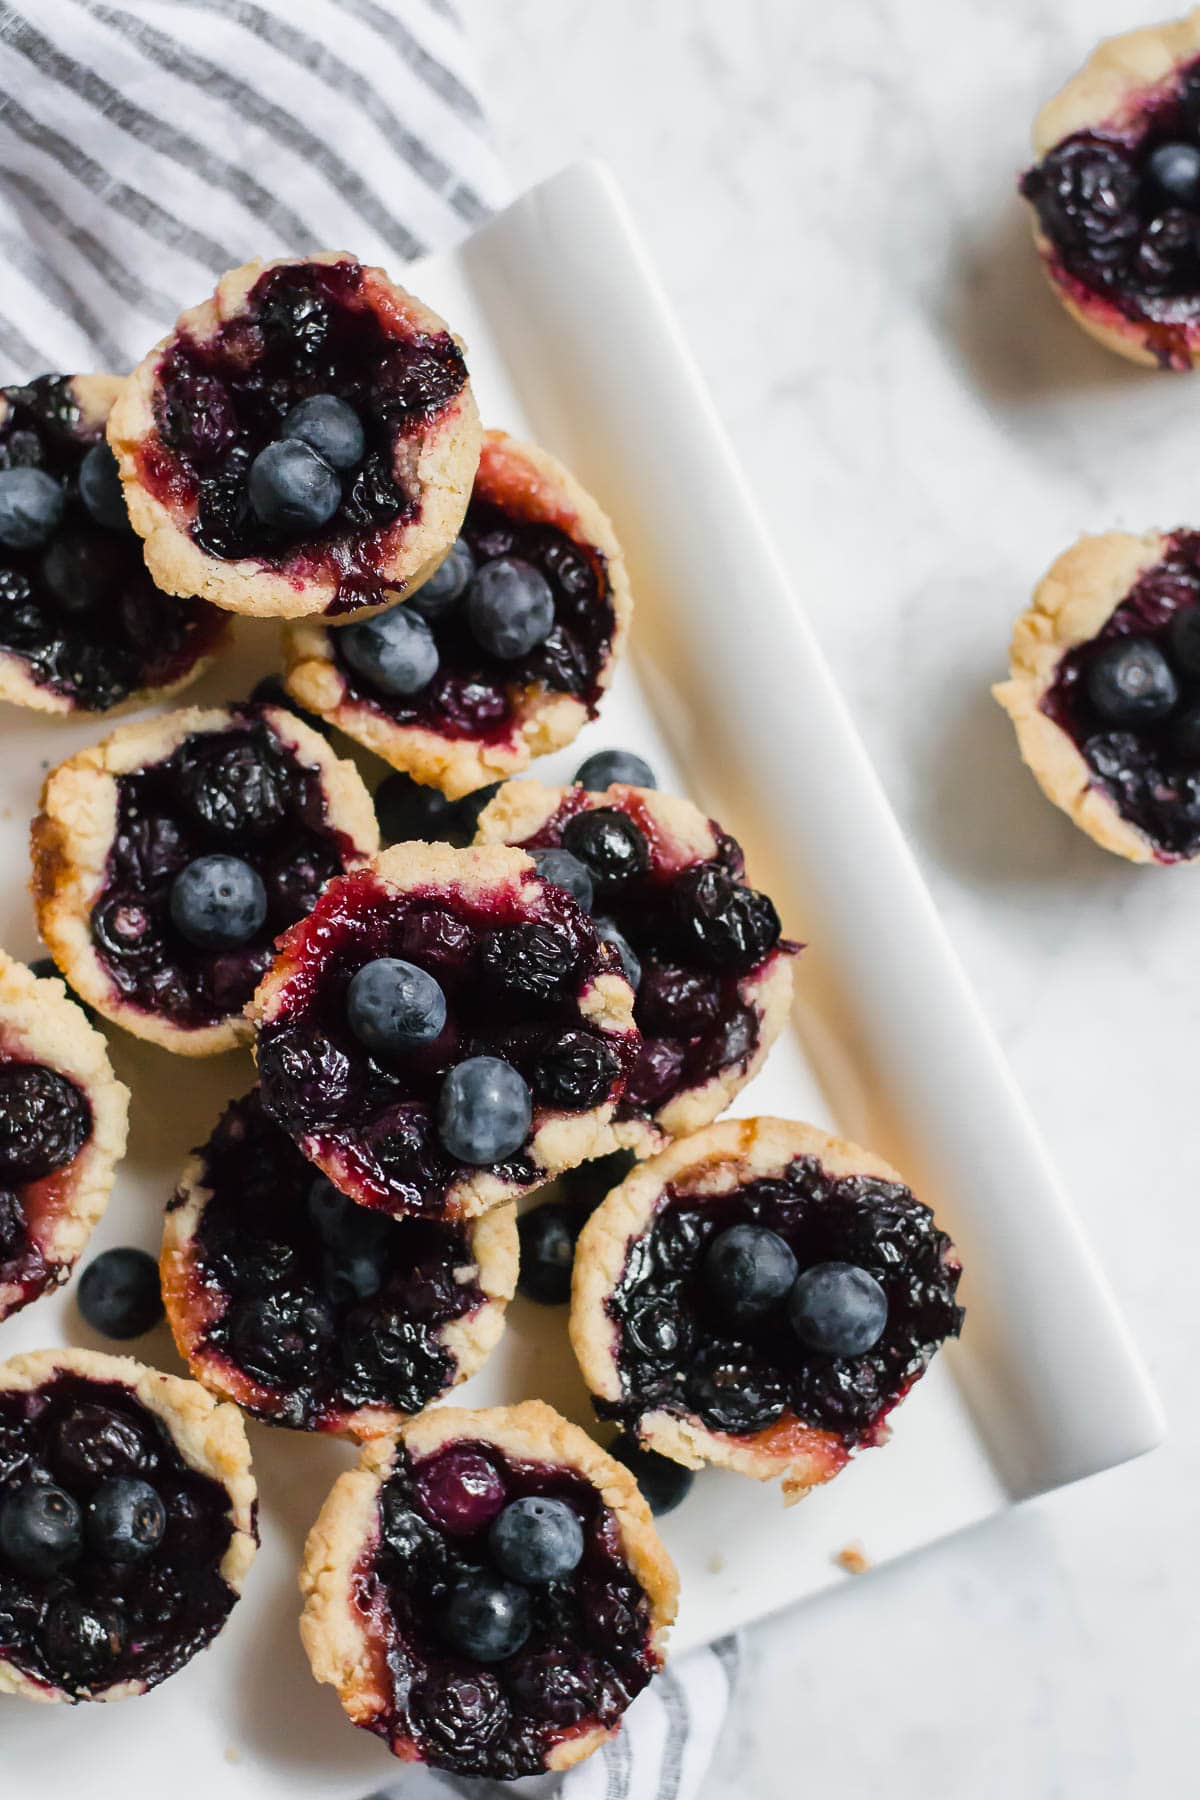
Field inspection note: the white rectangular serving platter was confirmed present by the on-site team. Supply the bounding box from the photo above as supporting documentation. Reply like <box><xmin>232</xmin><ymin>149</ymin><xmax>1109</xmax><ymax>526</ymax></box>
<box><xmin>0</xmin><ymin>163</ymin><xmax>1164</xmax><ymax>1800</ymax></box>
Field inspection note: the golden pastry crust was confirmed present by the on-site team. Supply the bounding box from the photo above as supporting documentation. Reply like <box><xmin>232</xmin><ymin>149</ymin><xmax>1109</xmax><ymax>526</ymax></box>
<box><xmin>476</xmin><ymin>779</ymin><xmax>796</xmax><ymax>1155</ymax></box>
<box><xmin>299</xmin><ymin>1399</ymin><xmax>677</xmax><ymax>1774</ymax></box>
<box><xmin>0</xmin><ymin>1346</ymin><xmax>257</xmax><ymax>1704</ymax></box>
<box><xmin>30</xmin><ymin>703</ymin><xmax>380</xmax><ymax>1055</ymax></box>
<box><xmin>572</xmin><ymin>1117</ymin><xmax>915</xmax><ymax>1504</ymax></box>
<box><xmin>282</xmin><ymin>429</ymin><xmax>633</xmax><ymax>800</ymax></box>
<box><xmin>993</xmin><ymin>530</ymin><xmax>1172</xmax><ymax>862</ymax></box>
<box><xmin>248</xmin><ymin>841</ymin><xmax>639</xmax><ymax>1220</ymax></box>
<box><xmin>109</xmin><ymin>252</ymin><xmax>481</xmax><ymax>621</ymax></box>
<box><xmin>0</xmin><ymin>951</ymin><xmax>129</xmax><ymax>1321</ymax></box>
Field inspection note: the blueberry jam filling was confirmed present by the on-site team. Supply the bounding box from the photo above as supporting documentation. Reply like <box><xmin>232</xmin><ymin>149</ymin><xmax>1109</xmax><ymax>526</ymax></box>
<box><xmin>177</xmin><ymin>1091</ymin><xmax>486</xmax><ymax>1427</ymax></box>
<box><xmin>600</xmin><ymin>1157</ymin><xmax>962</xmax><ymax>1446</ymax></box>
<box><xmin>356</xmin><ymin>1440</ymin><xmax>657</xmax><ymax>1777</ymax></box>
<box><xmin>255</xmin><ymin>868</ymin><xmax>636</xmax><ymax>1217</ymax></box>
<box><xmin>139</xmin><ymin>261</ymin><xmax>467</xmax><ymax>611</ymax></box>
<box><xmin>0</xmin><ymin>1060</ymin><xmax>92</xmax><ymax>1316</ymax></box>
<box><xmin>0</xmin><ymin>376</ymin><xmax>223</xmax><ymax>709</ymax></box>
<box><xmin>1040</xmin><ymin>532</ymin><xmax>1200</xmax><ymax>858</ymax></box>
<box><xmin>0</xmin><ymin>1373</ymin><xmax>240</xmax><ymax>1695</ymax></box>
<box><xmin>88</xmin><ymin>711</ymin><xmax>356</xmax><ymax>1028</ymax></box>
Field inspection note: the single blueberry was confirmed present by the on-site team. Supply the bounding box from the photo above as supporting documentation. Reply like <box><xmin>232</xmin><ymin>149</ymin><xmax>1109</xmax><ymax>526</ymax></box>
<box><xmin>41</xmin><ymin>1595</ymin><xmax>125</xmax><ymax>1683</ymax></box>
<box><xmin>703</xmin><ymin>1223</ymin><xmax>798</xmax><ymax>1322</ymax></box>
<box><xmin>594</xmin><ymin>915</ymin><xmax>641</xmax><ymax>988</ymax></box>
<box><xmin>788</xmin><ymin>1261</ymin><xmax>889</xmax><ymax>1356</ymax></box>
<box><xmin>530</xmin><ymin>846</ymin><xmax>594</xmax><ymax>912</ymax></box>
<box><xmin>339</xmin><ymin>603</ymin><xmax>439</xmax><ymax>696</ymax></box>
<box><xmin>281</xmin><ymin>394</ymin><xmax>365</xmax><ymax>471</ymax></box>
<box><xmin>560</xmin><ymin>808</ymin><xmax>650</xmax><ymax>889</ymax></box>
<box><xmin>169</xmin><ymin>854</ymin><xmax>267</xmax><ymax>950</ymax></box>
<box><xmin>1085</xmin><ymin>638</ymin><xmax>1178</xmax><ymax>725</ymax></box>
<box><xmin>574</xmin><ymin>748</ymin><xmax>657</xmax><ymax>791</ymax></box>
<box><xmin>77</xmin><ymin>1246</ymin><xmax>164</xmax><ymax>1339</ymax></box>
<box><xmin>532</xmin><ymin>1028</ymin><xmax>620</xmax><ymax>1110</ymax></box>
<box><xmin>229</xmin><ymin>1289</ymin><xmax>335</xmax><ymax>1383</ymax></box>
<box><xmin>1147</xmin><ymin>141</ymin><xmax>1200</xmax><ymax>208</ymax></box>
<box><xmin>685</xmin><ymin>1350</ymin><xmax>786</xmax><ymax>1434</ymax></box>
<box><xmin>78</xmin><ymin>441</ymin><xmax>129</xmax><ymax>531</ymax></box>
<box><xmin>608</xmin><ymin>1434</ymin><xmax>694</xmax><ymax>1516</ymax></box>
<box><xmin>410</xmin><ymin>536</ymin><xmax>474</xmax><ymax>620</ymax></box>
<box><xmin>0</xmin><ymin>1483</ymin><xmax>82</xmax><ymax>1576</ymax></box>
<box><xmin>1167</xmin><ymin>602</ymin><xmax>1200</xmax><ymax>679</ymax></box>
<box><xmin>85</xmin><ymin>1477</ymin><xmax>166</xmax><ymax>1562</ymax></box>
<box><xmin>0</xmin><ymin>1064</ymin><xmax>90</xmax><ymax>1183</ymax></box>
<box><xmin>345</xmin><ymin>957</ymin><xmax>447</xmax><ymax>1056</ymax></box>
<box><xmin>248</xmin><ymin>437</ymin><xmax>341</xmax><ymax>533</ymax></box>
<box><xmin>442</xmin><ymin>1571</ymin><xmax>532</xmax><ymax>1662</ymax></box>
<box><xmin>466</xmin><ymin>557</ymin><xmax>554</xmax><ymax>659</ymax></box>
<box><xmin>438</xmin><ymin>1056</ymin><xmax>532</xmax><ymax>1164</ymax></box>
<box><xmin>673</xmin><ymin>864</ymin><xmax>781</xmax><ymax>972</ymax></box>
<box><xmin>516</xmin><ymin>1199</ymin><xmax>580</xmax><ymax>1305</ymax></box>
<box><xmin>489</xmin><ymin>1496</ymin><xmax>585</xmax><ymax>1584</ymax></box>
<box><xmin>0</xmin><ymin>466</ymin><xmax>64</xmax><ymax>549</ymax></box>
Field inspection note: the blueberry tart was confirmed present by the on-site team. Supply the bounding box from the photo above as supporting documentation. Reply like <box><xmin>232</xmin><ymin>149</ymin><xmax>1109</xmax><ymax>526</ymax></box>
<box><xmin>1020</xmin><ymin>13</ymin><xmax>1200</xmax><ymax>368</ymax></box>
<box><xmin>571</xmin><ymin>1118</ymin><xmax>964</xmax><ymax>1503</ymax></box>
<box><xmin>108</xmin><ymin>253</ymin><xmax>481</xmax><ymax>620</ymax></box>
<box><xmin>31</xmin><ymin>703</ymin><xmax>379</xmax><ymax>1054</ymax></box>
<box><xmin>475</xmin><ymin>780</ymin><xmax>799</xmax><ymax>1155</ymax></box>
<box><xmin>282</xmin><ymin>429</ymin><xmax>631</xmax><ymax>799</ymax></box>
<box><xmin>299</xmin><ymin>1399</ymin><xmax>676</xmax><ymax>1777</ymax></box>
<box><xmin>162</xmin><ymin>1088</ymin><xmax>518</xmax><ymax>1437</ymax></box>
<box><xmin>0</xmin><ymin>373</ymin><xmax>227</xmax><ymax>714</ymax></box>
<box><xmin>0</xmin><ymin>1347</ymin><xmax>257</xmax><ymax>1702</ymax></box>
<box><xmin>992</xmin><ymin>528</ymin><xmax>1200</xmax><ymax>862</ymax></box>
<box><xmin>0</xmin><ymin>953</ymin><xmax>128</xmax><ymax>1324</ymax></box>
<box><xmin>249</xmin><ymin>843</ymin><xmax>640</xmax><ymax>1221</ymax></box>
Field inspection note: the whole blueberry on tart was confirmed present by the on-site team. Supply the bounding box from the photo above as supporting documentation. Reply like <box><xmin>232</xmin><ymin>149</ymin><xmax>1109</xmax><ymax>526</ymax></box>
<box><xmin>30</xmin><ymin>703</ymin><xmax>379</xmax><ymax>1054</ymax></box>
<box><xmin>571</xmin><ymin>1118</ymin><xmax>963</xmax><ymax>1504</ymax></box>
<box><xmin>282</xmin><ymin>429</ymin><xmax>632</xmax><ymax>800</ymax></box>
<box><xmin>993</xmin><ymin>528</ymin><xmax>1200</xmax><ymax>862</ymax></box>
<box><xmin>0</xmin><ymin>374</ymin><xmax>227</xmax><ymax>714</ymax></box>
<box><xmin>248</xmin><ymin>843</ymin><xmax>640</xmax><ymax>1222</ymax></box>
<box><xmin>1020</xmin><ymin>13</ymin><xmax>1200</xmax><ymax>367</ymax></box>
<box><xmin>161</xmin><ymin>1088</ymin><xmax>518</xmax><ymax>1437</ymax></box>
<box><xmin>107</xmin><ymin>253</ymin><xmax>481</xmax><ymax>620</ymax></box>
<box><xmin>475</xmin><ymin>780</ymin><xmax>799</xmax><ymax>1155</ymax></box>
<box><xmin>0</xmin><ymin>952</ymin><xmax>128</xmax><ymax>1325</ymax></box>
<box><xmin>0</xmin><ymin>1348</ymin><xmax>256</xmax><ymax>1702</ymax></box>
<box><xmin>299</xmin><ymin>1400</ymin><xmax>676</xmax><ymax>1778</ymax></box>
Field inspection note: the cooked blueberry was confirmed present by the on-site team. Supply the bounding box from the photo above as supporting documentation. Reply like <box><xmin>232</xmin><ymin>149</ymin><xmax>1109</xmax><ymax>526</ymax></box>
<box><xmin>181</xmin><ymin>736</ymin><xmax>291</xmax><ymax>838</ymax></box>
<box><xmin>380</xmin><ymin>1492</ymin><xmax>448</xmax><ymax>1576</ymax></box>
<box><xmin>78</xmin><ymin>440</ymin><xmax>129</xmax><ymax>531</ymax></box>
<box><xmin>530</xmin><ymin>847</ymin><xmax>594</xmax><ymax>912</ymax></box>
<box><xmin>415</xmin><ymin>1445</ymin><xmax>507</xmax><ymax>1534</ymax></box>
<box><xmin>1022</xmin><ymin>141</ymin><xmax>1139</xmax><ymax>264</ymax></box>
<box><xmin>229</xmin><ymin>1289</ymin><xmax>335</xmax><ymax>1382</ymax></box>
<box><xmin>40</xmin><ymin>530</ymin><xmax>114</xmax><ymax>612</ymax></box>
<box><xmin>438</xmin><ymin>1056</ymin><xmax>532</xmax><ymax>1164</ymax></box>
<box><xmin>169</xmin><ymin>854</ymin><xmax>267</xmax><ymax>949</ymax></box>
<box><xmin>0</xmin><ymin>1483</ymin><xmax>81</xmax><ymax>1576</ymax></box>
<box><xmin>0</xmin><ymin>466</ymin><xmax>64</xmax><ymax>549</ymax></box>
<box><xmin>560</xmin><ymin>809</ymin><xmax>649</xmax><ymax>890</ymax></box>
<box><xmin>47</xmin><ymin>1404</ymin><xmax>149</xmax><ymax>1486</ymax></box>
<box><xmin>0</xmin><ymin>1186</ymin><xmax>24</xmax><ymax>1258</ymax></box>
<box><xmin>411</xmin><ymin>535</ymin><xmax>474</xmax><ymax>619</ymax></box>
<box><xmin>673</xmin><ymin>863</ymin><xmax>781</xmax><ymax>971</ymax></box>
<box><xmin>490</xmin><ymin>1496</ymin><xmax>584</xmax><ymax>1584</ymax></box>
<box><xmin>257</xmin><ymin>1024</ymin><xmax>363</xmax><ymax>1129</ymax></box>
<box><xmin>788</xmin><ymin>1262</ymin><xmax>888</xmax><ymax>1355</ymax></box>
<box><xmin>625</xmin><ymin>1293</ymin><xmax>689</xmax><ymax>1362</ymax></box>
<box><xmin>608</xmin><ymin>1435</ymin><xmax>694</xmax><ymax>1515</ymax></box>
<box><xmin>413</xmin><ymin>1667</ymin><xmax>509</xmax><ymax>1759</ymax></box>
<box><xmin>339</xmin><ymin>603</ymin><xmax>438</xmax><ymax>696</ymax></box>
<box><xmin>624</xmin><ymin>1038</ymin><xmax>686</xmax><ymax>1111</ymax></box>
<box><xmin>595</xmin><ymin>915</ymin><xmax>641</xmax><ymax>988</ymax></box>
<box><xmin>703</xmin><ymin>1223</ymin><xmax>798</xmax><ymax>1322</ymax></box>
<box><xmin>686</xmin><ymin>1350</ymin><xmax>786</xmax><ymax>1434</ymax></box>
<box><xmin>323</xmin><ymin>1241</ymin><xmax>387</xmax><ymax>1304</ymax></box>
<box><xmin>78</xmin><ymin>1247</ymin><xmax>164</xmax><ymax>1338</ymax></box>
<box><xmin>532</xmin><ymin>1028</ymin><xmax>619</xmax><ymax>1110</ymax></box>
<box><xmin>281</xmin><ymin>394</ymin><xmax>365</xmax><ymax>471</ymax></box>
<box><xmin>0</xmin><ymin>1062</ymin><xmax>90</xmax><ymax>1184</ymax></box>
<box><xmin>638</xmin><ymin>963</ymin><xmax>718</xmax><ymax>1033</ymax></box>
<box><xmin>249</xmin><ymin>673</ymin><xmax>330</xmax><ymax>736</ymax></box>
<box><xmin>1085</xmin><ymin>638</ymin><xmax>1178</xmax><ymax>725</ymax></box>
<box><xmin>86</xmin><ymin>1477</ymin><xmax>166</xmax><ymax>1562</ymax></box>
<box><xmin>575</xmin><ymin>748</ymin><xmax>657</xmax><ymax>790</ymax></box>
<box><xmin>41</xmin><ymin>1595</ymin><xmax>125</xmax><ymax>1682</ymax></box>
<box><xmin>248</xmin><ymin>437</ymin><xmax>340</xmax><ymax>532</ymax></box>
<box><xmin>1167</xmin><ymin>602</ymin><xmax>1200</xmax><ymax>678</ymax></box>
<box><xmin>345</xmin><ymin>957</ymin><xmax>447</xmax><ymax>1056</ymax></box>
<box><xmin>443</xmin><ymin>1571</ymin><xmax>532</xmax><ymax>1662</ymax></box>
<box><xmin>466</xmin><ymin>557</ymin><xmax>554</xmax><ymax>659</ymax></box>
<box><xmin>341</xmin><ymin>1304</ymin><xmax>449</xmax><ymax>1410</ymax></box>
<box><xmin>480</xmin><ymin>921</ymin><xmax>579</xmax><ymax>1003</ymax></box>
<box><xmin>374</xmin><ymin>771</ymin><xmax>472</xmax><ymax>846</ymax></box>
<box><xmin>516</xmin><ymin>1199</ymin><xmax>580</xmax><ymax>1304</ymax></box>
<box><xmin>1147</xmin><ymin>141</ymin><xmax>1200</xmax><ymax>208</ymax></box>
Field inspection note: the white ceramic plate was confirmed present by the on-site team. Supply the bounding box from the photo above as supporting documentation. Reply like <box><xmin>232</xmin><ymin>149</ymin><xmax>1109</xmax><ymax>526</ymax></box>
<box><xmin>0</xmin><ymin>164</ymin><xmax>1163</xmax><ymax>1798</ymax></box>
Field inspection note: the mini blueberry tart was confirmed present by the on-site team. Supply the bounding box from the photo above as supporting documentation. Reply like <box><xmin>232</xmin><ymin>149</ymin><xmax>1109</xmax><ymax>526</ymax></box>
<box><xmin>161</xmin><ymin>1088</ymin><xmax>518</xmax><ymax>1437</ymax></box>
<box><xmin>249</xmin><ymin>843</ymin><xmax>640</xmax><ymax>1222</ymax></box>
<box><xmin>282</xmin><ymin>429</ymin><xmax>632</xmax><ymax>800</ymax></box>
<box><xmin>571</xmin><ymin>1118</ymin><xmax>964</xmax><ymax>1504</ymax></box>
<box><xmin>109</xmin><ymin>253</ymin><xmax>480</xmax><ymax>620</ymax></box>
<box><xmin>993</xmin><ymin>528</ymin><xmax>1200</xmax><ymax>862</ymax></box>
<box><xmin>31</xmin><ymin>703</ymin><xmax>379</xmax><ymax>1054</ymax></box>
<box><xmin>0</xmin><ymin>953</ymin><xmax>129</xmax><ymax>1324</ymax></box>
<box><xmin>299</xmin><ymin>1399</ymin><xmax>676</xmax><ymax>1778</ymax></box>
<box><xmin>0</xmin><ymin>1347</ymin><xmax>257</xmax><ymax>1702</ymax></box>
<box><xmin>1020</xmin><ymin>12</ymin><xmax>1200</xmax><ymax>368</ymax></box>
<box><xmin>475</xmin><ymin>780</ymin><xmax>799</xmax><ymax>1155</ymax></box>
<box><xmin>0</xmin><ymin>373</ymin><xmax>227</xmax><ymax>714</ymax></box>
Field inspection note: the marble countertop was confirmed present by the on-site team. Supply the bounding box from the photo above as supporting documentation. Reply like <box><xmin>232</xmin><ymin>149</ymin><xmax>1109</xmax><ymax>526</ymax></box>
<box><xmin>464</xmin><ymin>2</ymin><xmax>1193</xmax><ymax>1794</ymax></box>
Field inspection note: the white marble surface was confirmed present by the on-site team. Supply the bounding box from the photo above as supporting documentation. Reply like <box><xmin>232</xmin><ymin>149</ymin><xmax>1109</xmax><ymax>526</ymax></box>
<box><xmin>463</xmin><ymin>3</ymin><xmax>1195</xmax><ymax>1794</ymax></box>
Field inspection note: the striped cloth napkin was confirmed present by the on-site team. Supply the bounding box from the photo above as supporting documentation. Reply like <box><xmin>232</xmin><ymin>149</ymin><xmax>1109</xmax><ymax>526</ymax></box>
<box><xmin>0</xmin><ymin>2</ymin><xmax>740</xmax><ymax>1795</ymax></box>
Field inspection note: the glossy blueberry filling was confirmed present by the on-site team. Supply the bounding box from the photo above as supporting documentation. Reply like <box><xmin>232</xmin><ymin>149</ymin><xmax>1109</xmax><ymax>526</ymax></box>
<box><xmin>88</xmin><ymin>713</ymin><xmax>355</xmax><ymax>1029</ymax></box>
<box><xmin>0</xmin><ymin>1373</ymin><xmax>239</xmax><ymax>1696</ymax></box>
<box><xmin>0</xmin><ymin>1060</ymin><xmax>92</xmax><ymax>1316</ymax></box>
<box><xmin>600</xmin><ymin>1156</ymin><xmax>963</xmax><ymax>1445</ymax></box>
<box><xmin>177</xmin><ymin>1090</ymin><xmax>486</xmax><ymax>1428</ymax></box>
<box><xmin>0</xmin><ymin>376</ymin><xmax>223</xmax><ymax>710</ymax></box>
<box><xmin>357</xmin><ymin>1440</ymin><xmax>656</xmax><ymax>1778</ymax></box>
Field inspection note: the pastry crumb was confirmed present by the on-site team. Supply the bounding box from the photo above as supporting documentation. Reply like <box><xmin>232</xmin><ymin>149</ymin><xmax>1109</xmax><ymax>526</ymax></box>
<box><xmin>834</xmin><ymin>1542</ymin><xmax>871</xmax><ymax>1575</ymax></box>
<box><xmin>707</xmin><ymin>1550</ymin><xmax>727</xmax><ymax>1574</ymax></box>
<box><xmin>224</xmin><ymin>1745</ymin><xmax>242</xmax><ymax>1765</ymax></box>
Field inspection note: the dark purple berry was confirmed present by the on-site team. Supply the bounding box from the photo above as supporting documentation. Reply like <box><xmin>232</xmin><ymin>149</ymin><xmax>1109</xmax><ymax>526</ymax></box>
<box><xmin>532</xmin><ymin>1028</ymin><xmax>619</xmax><ymax>1110</ymax></box>
<box><xmin>41</xmin><ymin>1595</ymin><xmax>125</xmax><ymax>1683</ymax></box>
<box><xmin>561</xmin><ymin>808</ymin><xmax>649</xmax><ymax>890</ymax></box>
<box><xmin>686</xmin><ymin>1348</ymin><xmax>787</xmax><ymax>1434</ymax></box>
<box><xmin>673</xmin><ymin>864</ymin><xmax>781</xmax><ymax>972</ymax></box>
<box><xmin>77</xmin><ymin>1248</ymin><xmax>164</xmax><ymax>1339</ymax></box>
<box><xmin>443</xmin><ymin>1572</ymin><xmax>531</xmax><ymax>1661</ymax></box>
<box><xmin>415</xmin><ymin>1445</ymin><xmax>506</xmax><ymax>1536</ymax></box>
<box><xmin>257</xmin><ymin>1025</ymin><xmax>364</xmax><ymax>1130</ymax></box>
<box><xmin>0</xmin><ymin>1062</ymin><xmax>90</xmax><ymax>1183</ymax></box>
<box><xmin>479</xmin><ymin>921</ymin><xmax>579</xmax><ymax>1003</ymax></box>
<box><xmin>0</xmin><ymin>1482</ymin><xmax>81</xmax><ymax>1576</ymax></box>
<box><xmin>516</xmin><ymin>1200</ymin><xmax>581</xmax><ymax>1305</ymax></box>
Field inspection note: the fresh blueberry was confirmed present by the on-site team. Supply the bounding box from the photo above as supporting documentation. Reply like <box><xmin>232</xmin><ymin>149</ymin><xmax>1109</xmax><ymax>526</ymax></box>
<box><xmin>516</xmin><ymin>1199</ymin><xmax>580</xmax><ymax>1304</ymax></box>
<box><xmin>41</xmin><ymin>531</ymin><xmax>114</xmax><ymax>612</ymax></box>
<box><xmin>1167</xmin><ymin>603</ymin><xmax>1200</xmax><ymax>678</ymax></box>
<box><xmin>438</xmin><ymin>1056</ymin><xmax>532</xmax><ymax>1164</ymax></box>
<box><xmin>442</xmin><ymin>1572</ymin><xmax>531</xmax><ymax>1662</ymax></box>
<box><xmin>0</xmin><ymin>1483</ymin><xmax>82</xmax><ymax>1576</ymax></box>
<box><xmin>788</xmin><ymin>1262</ymin><xmax>889</xmax><ymax>1356</ymax></box>
<box><xmin>346</xmin><ymin>957</ymin><xmax>447</xmax><ymax>1054</ymax></box>
<box><xmin>703</xmin><ymin>1223</ymin><xmax>798</xmax><ymax>1322</ymax></box>
<box><xmin>248</xmin><ymin>437</ymin><xmax>341</xmax><ymax>533</ymax></box>
<box><xmin>466</xmin><ymin>557</ymin><xmax>554</xmax><ymax>659</ymax></box>
<box><xmin>77</xmin><ymin>1247</ymin><xmax>164</xmax><ymax>1338</ymax></box>
<box><xmin>374</xmin><ymin>771</ymin><xmax>470</xmax><ymax>845</ymax></box>
<box><xmin>339</xmin><ymin>603</ymin><xmax>438</xmax><ymax>696</ymax></box>
<box><xmin>1085</xmin><ymin>638</ymin><xmax>1178</xmax><ymax>725</ymax></box>
<box><xmin>490</xmin><ymin>1496</ymin><xmax>585</xmax><ymax>1584</ymax></box>
<box><xmin>410</xmin><ymin>536</ymin><xmax>474</xmax><ymax>620</ymax></box>
<box><xmin>1147</xmin><ymin>141</ymin><xmax>1200</xmax><ymax>208</ymax></box>
<box><xmin>530</xmin><ymin>847</ymin><xmax>594</xmax><ymax>912</ymax></box>
<box><xmin>169</xmin><ymin>854</ymin><xmax>267</xmax><ymax>950</ymax></box>
<box><xmin>1173</xmin><ymin>699</ymin><xmax>1200</xmax><ymax>765</ymax></box>
<box><xmin>595</xmin><ymin>915</ymin><xmax>641</xmax><ymax>988</ymax></box>
<box><xmin>608</xmin><ymin>1434</ymin><xmax>694</xmax><ymax>1515</ymax></box>
<box><xmin>560</xmin><ymin>808</ymin><xmax>650</xmax><ymax>890</ymax></box>
<box><xmin>575</xmin><ymin>749</ymin><xmax>657</xmax><ymax>790</ymax></box>
<box><xmin>281</xmin><ymin>394</ymin><xmax>365</xmax><ymax>471</ymax></box>
<box><xmin>78</xmin><ymin>441</ymin><xmax>129</xmax><ymax>531</ymax></box>
<box><xmin>85</xmin><ymin>1477</ymin><xmax>166</xmax><ymax>1562</ymax></box>
<box><xmin>41</xmin><ymin>1595</ymin><xmax>125</xmax><ymax>1683</ymax></box>
<box><xmin>0</xmin><ymin>466</ymin><xmax>64</xmax><ymax>549</ymax></box>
